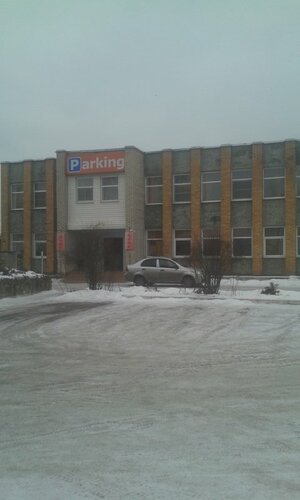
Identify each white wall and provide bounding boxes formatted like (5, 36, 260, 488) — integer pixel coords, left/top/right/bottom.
(67, 174, 126, 230)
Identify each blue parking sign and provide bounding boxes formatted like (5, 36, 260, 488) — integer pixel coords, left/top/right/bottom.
(68, 157, 81, 173)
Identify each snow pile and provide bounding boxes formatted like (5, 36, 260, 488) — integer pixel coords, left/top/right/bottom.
(0, 268, 42, 279)
(50, 276, 300, 306)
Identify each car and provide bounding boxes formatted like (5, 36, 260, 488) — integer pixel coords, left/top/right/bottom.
(124, 257, 197, 287)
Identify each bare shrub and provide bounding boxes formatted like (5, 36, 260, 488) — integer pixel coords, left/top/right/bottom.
(261, 282, 279, 295)
(74, 229, 104, 290)
(190, 238, 230, 294)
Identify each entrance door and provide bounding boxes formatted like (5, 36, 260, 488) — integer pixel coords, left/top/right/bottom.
(103, 238, 123, 271)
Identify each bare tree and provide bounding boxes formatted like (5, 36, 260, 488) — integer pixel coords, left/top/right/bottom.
(190, 237, 231, 294)
(74, 229, 104, 290)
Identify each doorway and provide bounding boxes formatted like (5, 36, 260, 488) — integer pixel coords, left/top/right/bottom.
(103, 238, 123, 271)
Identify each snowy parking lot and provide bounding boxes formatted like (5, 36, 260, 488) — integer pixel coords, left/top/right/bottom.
(0, 279, 300, 499)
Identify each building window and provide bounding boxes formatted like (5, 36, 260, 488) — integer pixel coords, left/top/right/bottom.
(232, 170, 252, 200)
(147, 230, 163, 256)
(11, 233, 24, 252)
(174, 230, 191, 256)
(11, 183, 24, 210)
(297, 227, 300, 257)
(264, 227, 284, 257)
(76, 177, 93, 202)
(296, 166, 300, 197)
(232, 228, 252, 257)
(101, 176, 118, 201)
(11, 233, 24, 264)
(34, 233, 47, 258)
(202, 228, 221, 256)
(34, 182, 46, 209)
(145, 176, 162, 204)
(201, 172, 221, 202)
(173, 174, 191, 203)
(263, 167, 285, 199)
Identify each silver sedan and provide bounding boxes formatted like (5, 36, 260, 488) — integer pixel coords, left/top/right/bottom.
(125, 257, 197, 287)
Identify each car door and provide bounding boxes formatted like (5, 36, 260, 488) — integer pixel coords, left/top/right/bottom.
(157, 258, 181, 284)
(139, 258, 160, 283)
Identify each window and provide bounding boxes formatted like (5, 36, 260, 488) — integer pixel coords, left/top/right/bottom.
(11, 183, 24, 210)
(174, 230, 191, 257)
(11, 233, 23, 255)
(34, 182, 46, 208)
(296, 166, 300, 197)
(264, 227, 284, 257)
(76, 177, 93, 202)
(232, 170, 252, 200)
(145, 177, 162, 204)
(232, 228, 252, 257)
(34, 233, 47, 258)
(141, 258, 157, 267)
(158, 258, 178, 269)
(201, 172, 221, 202)
(173, 174, 191, 203)
(202, 228, 221, 256)
(147, 230, 163, 256)
(297, 227, 300, 257)
(263, 167, 285, 198)
(101, 176, 118, 201)
(11, 233, 24, 268)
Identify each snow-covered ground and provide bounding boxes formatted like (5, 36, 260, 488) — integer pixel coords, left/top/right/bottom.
(0, 278, 299, 499)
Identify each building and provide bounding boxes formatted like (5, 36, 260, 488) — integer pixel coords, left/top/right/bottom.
(143, 140, 300, 276)
(0, 159, 56, 273)
(55, 147, 144, 276)
(1, 139, 300, 277)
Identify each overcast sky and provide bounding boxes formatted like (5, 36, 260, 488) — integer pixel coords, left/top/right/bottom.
(1, 0, 299, 162)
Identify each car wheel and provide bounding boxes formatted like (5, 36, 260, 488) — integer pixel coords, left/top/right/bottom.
(134, 275, 146, 286)
(182, 275, 195, 288)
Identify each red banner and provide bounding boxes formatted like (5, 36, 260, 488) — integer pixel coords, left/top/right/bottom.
(125, 230, 134, 251)
(56, 232, 65, 252)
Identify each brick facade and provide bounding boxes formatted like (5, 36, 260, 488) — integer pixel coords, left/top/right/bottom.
(162, 150, 173, 257)
(0, 159, 56, 273)
(1, 139, 299, 276)
(252, 144, 263, 275)
(190, 148, 201, 250)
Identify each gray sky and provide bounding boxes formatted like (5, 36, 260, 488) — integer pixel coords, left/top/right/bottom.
(1, 0, 299, 162)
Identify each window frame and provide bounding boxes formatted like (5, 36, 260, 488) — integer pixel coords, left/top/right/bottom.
(232, 227, 252, 257)
(10, 233, 24, 268)
(201, 171, 221, 203)
(158, 258, 179, 270)
(174, 229, 191, 257)
(231, 170, 252, 201)
(296, 165, 300, 198)
(173, 174, 191, 204)
(263, 167, 285, 199)
(263, 227, 285, 257)
(202, 228, 221, 257)
(101, 175, 119, 202)
(141, 257, 157, 268)
(297, 227, 300, 257)
(11, 183, 24, 210)
(10, 233, 24, 254)
(34, 181, 46, 209)
(76, 176, 94, 203)
(146, 230, 163, 256)
(33, 233, 47, 259)
(145, 176, 162, 205)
